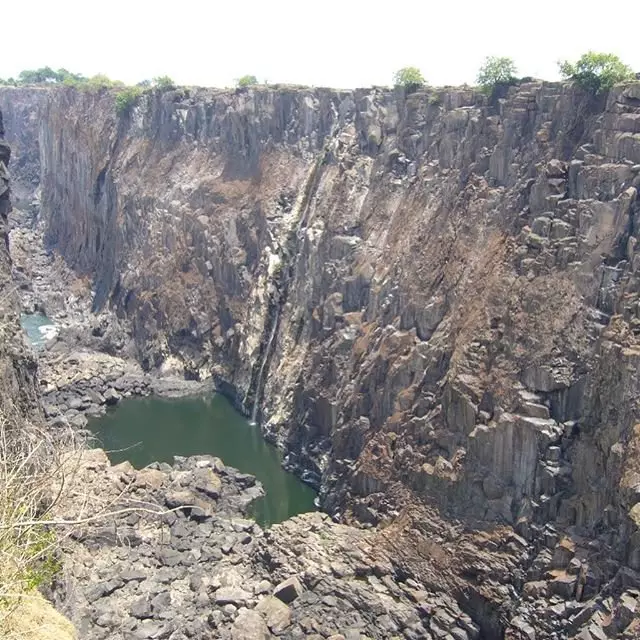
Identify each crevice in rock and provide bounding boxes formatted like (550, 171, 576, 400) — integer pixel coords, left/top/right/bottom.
(244, 145, 330, 423)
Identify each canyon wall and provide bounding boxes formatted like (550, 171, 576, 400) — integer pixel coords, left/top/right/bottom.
(0, 104, 38, 414)
(1, 81, 640, 606)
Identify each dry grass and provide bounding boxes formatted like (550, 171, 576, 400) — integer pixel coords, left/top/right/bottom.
(0, 402, 83, 637)
(1, 593, 76, 640)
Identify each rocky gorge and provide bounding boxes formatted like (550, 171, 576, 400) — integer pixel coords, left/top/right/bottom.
(0, 78, 640, 638)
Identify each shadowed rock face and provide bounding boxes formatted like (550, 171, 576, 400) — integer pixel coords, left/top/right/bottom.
(2, 82, 640, 636)
(0, 106, 37, 414)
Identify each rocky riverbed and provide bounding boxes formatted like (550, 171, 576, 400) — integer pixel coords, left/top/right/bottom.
(52, 448, 481, 640)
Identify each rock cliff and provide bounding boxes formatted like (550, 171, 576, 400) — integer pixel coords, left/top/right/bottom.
(0, 103, 38, 413)
(2, 81, 640, 637)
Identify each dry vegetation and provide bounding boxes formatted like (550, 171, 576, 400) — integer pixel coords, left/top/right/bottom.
(0, 403, 82, 638)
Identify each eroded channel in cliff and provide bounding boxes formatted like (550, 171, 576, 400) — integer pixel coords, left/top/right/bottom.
(87, 392, 317, 527)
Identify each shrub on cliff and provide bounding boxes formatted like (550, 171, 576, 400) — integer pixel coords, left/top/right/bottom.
(85, 74, 124, 90)
(115, 86, 144, 115)
(477, 56, 518, 94)
(236, 75, 258, 88)
(393, 67, 426, 91)
(559, 52, 635, 93)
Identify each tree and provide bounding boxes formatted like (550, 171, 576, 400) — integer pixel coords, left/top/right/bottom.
(236, 75, 258, 88)
(558, 52, 635, 93)
(393, 67, 425, 90)
(477, 56, 517, 93)
(152, 75, 175, 90)
(17, 67, 59, 84)
(56, 68, 87, 85)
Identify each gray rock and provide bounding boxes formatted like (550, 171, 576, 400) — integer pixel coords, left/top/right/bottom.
(273, 576, 303, 603)
(231, 608, 270, 640)
(215, 586, 252, 607)
(104, 387, 121, 405)
(256, 595, 292, 633)
(131, 597, 153, 619)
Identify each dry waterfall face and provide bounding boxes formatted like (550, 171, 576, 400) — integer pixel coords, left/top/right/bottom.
(1, 82, 640, 638)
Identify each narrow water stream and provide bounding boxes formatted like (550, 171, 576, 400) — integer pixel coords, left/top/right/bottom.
(88, 393, 317, 527)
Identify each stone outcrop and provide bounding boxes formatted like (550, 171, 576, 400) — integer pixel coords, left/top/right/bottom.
(2, 80, 640, 637)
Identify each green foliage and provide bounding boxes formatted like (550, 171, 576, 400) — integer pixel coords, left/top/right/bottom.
(558, 51, 635, 93)
(236, 75, 258, 88)
(85, 74, 123, 90)
(115, 85, 144, 115)
(18, 66, 58, 84)
(20, 528, 61, 591)
(153, 75, 175, 90)
(477, 56, 517, 94)
(15, 67, 87, 86)
(393, 67, 426, 90)
(10, 67, 132, 92)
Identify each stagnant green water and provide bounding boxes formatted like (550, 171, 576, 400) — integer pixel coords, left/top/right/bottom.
(88, 393, 317, 527)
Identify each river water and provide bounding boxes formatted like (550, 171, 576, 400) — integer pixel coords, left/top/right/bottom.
(20, 312, 57, 348)
(88, 393, 317, 527)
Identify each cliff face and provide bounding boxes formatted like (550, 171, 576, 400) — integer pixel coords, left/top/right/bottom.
(1, 81, 640, 602)
(0, 104, 37, 414)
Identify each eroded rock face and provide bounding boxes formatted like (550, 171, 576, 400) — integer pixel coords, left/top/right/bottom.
(0, 105, 38, 414)
(2, 82, 640, 636)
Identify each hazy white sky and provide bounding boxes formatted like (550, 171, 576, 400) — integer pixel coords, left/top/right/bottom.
(3, 1, 639, 89)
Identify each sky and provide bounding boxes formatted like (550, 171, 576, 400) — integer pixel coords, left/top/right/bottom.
(2, 1, 639, 89)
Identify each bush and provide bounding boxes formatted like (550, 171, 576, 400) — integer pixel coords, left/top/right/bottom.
(236, 75, 258, 88)
(115, 86, 144, 115)
(393, 67, 426, 90)
(558, 52, 635, 93)
(477, 56, 517, 94)
(85, 74, 123, 90)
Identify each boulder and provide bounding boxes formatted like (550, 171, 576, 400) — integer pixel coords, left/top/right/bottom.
(230, 608, 270, 640)
(104, 387, 121, 405)
(273, 576, 303, 603)
(256, 595, 291, 633)
(194, 468, 222, 499)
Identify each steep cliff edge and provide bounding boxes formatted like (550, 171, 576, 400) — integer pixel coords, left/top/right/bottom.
(2, 82, 640, 636)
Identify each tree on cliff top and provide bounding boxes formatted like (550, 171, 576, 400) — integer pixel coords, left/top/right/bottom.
(559, 52, 635, 93)
(477, 56, 517, 94)
(393, 67, 426, 91)
(152, 76, 175, 90)
(236, 75, 258, 88)
(16, 67, 88, 85)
